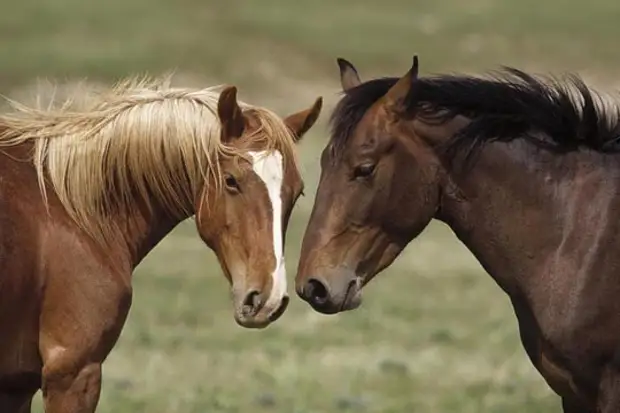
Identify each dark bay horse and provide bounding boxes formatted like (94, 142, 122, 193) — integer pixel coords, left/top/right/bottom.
(295, 56, 620, 412)
(0, 77, 322, 412)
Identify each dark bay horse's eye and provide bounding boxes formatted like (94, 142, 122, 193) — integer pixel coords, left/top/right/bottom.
(224, 174, 240, 192)
(353, 163, 376, 180)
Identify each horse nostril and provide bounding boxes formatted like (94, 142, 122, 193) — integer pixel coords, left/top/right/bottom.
(305, 278, 329, 305)
(241, 290, 262, 317)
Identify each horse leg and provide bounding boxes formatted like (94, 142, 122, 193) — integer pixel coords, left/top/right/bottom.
(0, 391, 34, 413)
(597, 365, 620, 413)
(562, 396, 592, 413)
(41, 362, 102, 413)
(39, 273, 132, 413)
(40, 311, 131, 413)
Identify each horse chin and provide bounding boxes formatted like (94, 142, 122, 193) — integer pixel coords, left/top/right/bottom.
(233, 313, 271, 329)
(233, 296, 289, 329)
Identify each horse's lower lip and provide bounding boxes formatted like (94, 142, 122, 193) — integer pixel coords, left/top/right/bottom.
(235, 318, 269, 329)
(234, 296, 289, 328)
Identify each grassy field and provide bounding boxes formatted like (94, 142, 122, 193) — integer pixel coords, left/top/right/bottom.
(3, 0, 619, 411)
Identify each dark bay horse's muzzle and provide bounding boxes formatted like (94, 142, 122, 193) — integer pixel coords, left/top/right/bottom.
(296, 267, 362, 314)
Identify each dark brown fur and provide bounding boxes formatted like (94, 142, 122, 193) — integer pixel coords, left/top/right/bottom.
(296, 57, 620, 412)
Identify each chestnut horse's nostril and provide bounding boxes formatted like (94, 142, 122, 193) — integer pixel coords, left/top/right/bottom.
(305, 278, 329, 305)
(241, 290, 262, 317)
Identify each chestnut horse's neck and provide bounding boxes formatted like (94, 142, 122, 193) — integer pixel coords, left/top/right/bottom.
(6, 141, 192, 271)
(115, 201, 189, 268)
(425, 119, 620, 298)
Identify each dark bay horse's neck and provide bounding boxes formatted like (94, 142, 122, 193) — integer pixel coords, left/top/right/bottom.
(434, 133, 620, 299)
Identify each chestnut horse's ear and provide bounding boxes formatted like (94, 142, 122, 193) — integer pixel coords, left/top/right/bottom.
(337, 58, 362, 91)
(217, 85, 245, 142)
(384, 55, 420, 114)
(284, 97, 323, 142)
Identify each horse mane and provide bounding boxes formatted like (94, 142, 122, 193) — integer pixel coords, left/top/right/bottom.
(329, 68, 620, 164)
(0, 75, 298, 244)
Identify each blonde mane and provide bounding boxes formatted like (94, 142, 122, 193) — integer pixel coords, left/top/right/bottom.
(0, 76, 298, 244)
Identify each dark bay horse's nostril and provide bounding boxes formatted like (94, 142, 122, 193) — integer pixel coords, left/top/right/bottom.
(241, 290, 262, 317)
(305, 278, 329, 305)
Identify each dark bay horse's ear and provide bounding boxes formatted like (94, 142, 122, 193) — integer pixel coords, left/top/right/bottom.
(337, 58, 362, 91)
(217, 85, 245, 142)
(284, 97, 323, 142)
(384, 55, 420, 114)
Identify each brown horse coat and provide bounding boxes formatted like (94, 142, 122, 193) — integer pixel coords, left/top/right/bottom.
(0, 77, 322, 413)
(296, 57, 620, 412)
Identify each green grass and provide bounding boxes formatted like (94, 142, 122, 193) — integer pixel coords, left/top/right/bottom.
(5, 0, 620, 411)
(3, 0, 620, 93)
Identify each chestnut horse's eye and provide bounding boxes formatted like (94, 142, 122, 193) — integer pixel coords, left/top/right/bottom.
(353, 163, 376, 180)
(224, 174, 240, 192)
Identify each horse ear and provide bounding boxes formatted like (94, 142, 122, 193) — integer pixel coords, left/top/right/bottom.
(384, 55, 419, 114)
(337, 58, 362, 91)
(217, 85, 245, 141)
(284, 97, 323, 142)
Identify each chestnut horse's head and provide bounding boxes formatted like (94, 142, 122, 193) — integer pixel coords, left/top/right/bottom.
(197, 86, 322, 328)
(296, 57, 443, 314)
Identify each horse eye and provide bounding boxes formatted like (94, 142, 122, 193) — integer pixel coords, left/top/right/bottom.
(353, 163, 376, 179)
(225, 174, 240, 191)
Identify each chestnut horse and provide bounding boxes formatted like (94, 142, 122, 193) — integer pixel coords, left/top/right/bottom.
(296, 56, 620, 412)
(0, 77, 322, 413)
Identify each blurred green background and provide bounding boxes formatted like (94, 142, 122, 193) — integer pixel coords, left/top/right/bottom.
(5, 0, 619, 411)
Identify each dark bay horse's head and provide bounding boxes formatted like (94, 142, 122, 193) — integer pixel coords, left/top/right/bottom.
(296, 57, 443, 314)
(197, 86, 322, 328)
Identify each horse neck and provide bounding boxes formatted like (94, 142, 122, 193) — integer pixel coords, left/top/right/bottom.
(433, 130, 602, 296)
(56, 158, 195, 270)
(115, 200, 189, 268)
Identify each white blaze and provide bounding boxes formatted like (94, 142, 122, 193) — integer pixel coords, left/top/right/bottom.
(248, 150, 287, 308)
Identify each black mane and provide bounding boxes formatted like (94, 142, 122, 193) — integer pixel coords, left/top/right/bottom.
(329, 68, 620, 163)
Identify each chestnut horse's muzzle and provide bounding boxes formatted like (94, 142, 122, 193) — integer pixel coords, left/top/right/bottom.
(232, 287, 289, 329)
(296, 267, 362, 314)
